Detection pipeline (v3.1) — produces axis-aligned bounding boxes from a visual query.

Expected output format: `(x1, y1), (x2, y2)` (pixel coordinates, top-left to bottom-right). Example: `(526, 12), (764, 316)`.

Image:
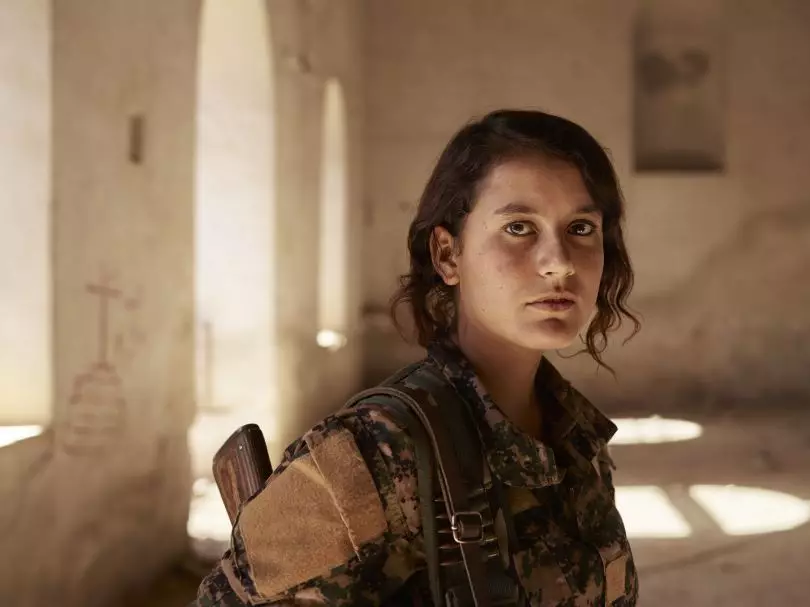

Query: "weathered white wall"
(362, 0), (810, 414)
(0, 0), (368, 603)
(3, 0), (805, 601)
(0, 0), (51, 424)
(0, 2), (202, 605)
(269, 0), (367, 451)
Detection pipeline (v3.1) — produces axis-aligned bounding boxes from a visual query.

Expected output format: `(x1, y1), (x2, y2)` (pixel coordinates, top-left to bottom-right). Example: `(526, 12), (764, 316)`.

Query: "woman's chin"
(517, 318), (581, 350)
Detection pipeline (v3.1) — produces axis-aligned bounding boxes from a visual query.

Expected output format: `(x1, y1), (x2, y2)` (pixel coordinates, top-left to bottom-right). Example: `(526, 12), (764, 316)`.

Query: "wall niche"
(633, 0), (727, 172)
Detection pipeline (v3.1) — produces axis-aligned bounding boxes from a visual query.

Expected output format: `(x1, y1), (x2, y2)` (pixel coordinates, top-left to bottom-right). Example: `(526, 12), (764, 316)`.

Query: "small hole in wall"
(129, 114), (145, 164)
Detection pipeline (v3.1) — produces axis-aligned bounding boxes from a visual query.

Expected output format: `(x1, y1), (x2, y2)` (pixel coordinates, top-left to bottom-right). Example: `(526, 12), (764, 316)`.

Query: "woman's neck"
(453, 321), (544, 437)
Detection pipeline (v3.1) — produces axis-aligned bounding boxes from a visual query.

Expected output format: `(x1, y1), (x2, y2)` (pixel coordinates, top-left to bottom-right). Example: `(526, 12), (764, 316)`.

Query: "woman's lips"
(529, 298), (575, 312)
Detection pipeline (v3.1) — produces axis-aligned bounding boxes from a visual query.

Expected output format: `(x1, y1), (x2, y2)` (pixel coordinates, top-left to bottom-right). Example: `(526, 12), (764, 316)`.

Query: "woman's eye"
(505, 222), (534, 236)
(569, 221), (596, 236)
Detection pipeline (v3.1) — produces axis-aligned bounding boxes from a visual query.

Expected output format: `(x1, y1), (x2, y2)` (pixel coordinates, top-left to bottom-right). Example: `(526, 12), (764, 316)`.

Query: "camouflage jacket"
(194, 341), (639, 606)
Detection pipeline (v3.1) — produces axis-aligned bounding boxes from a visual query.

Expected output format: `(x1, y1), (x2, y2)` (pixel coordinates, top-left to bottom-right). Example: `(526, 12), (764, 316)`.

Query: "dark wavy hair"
(390, 109), (640, 370)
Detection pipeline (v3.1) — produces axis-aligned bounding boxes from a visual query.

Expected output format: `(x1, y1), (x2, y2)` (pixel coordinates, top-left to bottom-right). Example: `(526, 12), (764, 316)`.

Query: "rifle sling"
(348, 380), (491, 607)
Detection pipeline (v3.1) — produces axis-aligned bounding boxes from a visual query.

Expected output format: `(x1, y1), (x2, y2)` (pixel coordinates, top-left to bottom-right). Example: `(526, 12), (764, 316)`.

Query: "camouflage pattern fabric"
(192, 340), (639, 606)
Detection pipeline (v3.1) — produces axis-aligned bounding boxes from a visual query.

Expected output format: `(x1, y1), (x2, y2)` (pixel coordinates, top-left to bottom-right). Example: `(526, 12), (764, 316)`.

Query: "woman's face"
(432, 155), (604, 351)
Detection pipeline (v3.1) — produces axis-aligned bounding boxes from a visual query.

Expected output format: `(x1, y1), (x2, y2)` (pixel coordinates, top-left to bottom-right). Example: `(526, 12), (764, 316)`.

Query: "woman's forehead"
(474, 157), (595, 215)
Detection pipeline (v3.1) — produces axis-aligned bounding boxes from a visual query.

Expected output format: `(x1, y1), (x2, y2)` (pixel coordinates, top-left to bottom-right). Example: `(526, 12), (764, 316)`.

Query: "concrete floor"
(616, 409), (810, 606)
(134, 407), (810, 606)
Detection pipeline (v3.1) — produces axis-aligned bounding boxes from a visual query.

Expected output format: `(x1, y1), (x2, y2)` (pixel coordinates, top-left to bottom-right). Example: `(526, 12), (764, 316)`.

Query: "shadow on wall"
(598, 202), (810, 413)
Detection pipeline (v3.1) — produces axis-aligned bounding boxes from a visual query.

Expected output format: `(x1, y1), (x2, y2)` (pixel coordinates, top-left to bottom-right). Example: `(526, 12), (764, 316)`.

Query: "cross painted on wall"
(86, 273), (122, 369)
(60, 270), (137, 455)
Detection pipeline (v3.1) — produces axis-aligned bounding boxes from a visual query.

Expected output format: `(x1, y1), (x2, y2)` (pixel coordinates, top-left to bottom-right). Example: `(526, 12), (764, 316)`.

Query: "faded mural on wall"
(60, 269), (147, 455)
(633, 1), (726, 172)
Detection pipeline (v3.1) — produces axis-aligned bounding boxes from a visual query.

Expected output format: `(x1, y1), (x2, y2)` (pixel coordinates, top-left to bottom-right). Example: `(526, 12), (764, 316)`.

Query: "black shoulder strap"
(344, 366), (491, 607)
(344, 386), (443, 605)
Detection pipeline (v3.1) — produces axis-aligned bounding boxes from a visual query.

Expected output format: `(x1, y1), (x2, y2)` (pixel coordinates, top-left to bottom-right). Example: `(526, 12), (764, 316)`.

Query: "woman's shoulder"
(270, 356), (438, 471)
(210, 381), (427, 604)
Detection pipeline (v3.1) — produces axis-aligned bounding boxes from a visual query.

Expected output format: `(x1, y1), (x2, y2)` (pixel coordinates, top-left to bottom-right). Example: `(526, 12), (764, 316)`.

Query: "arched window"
(189, 0), (277, 556)
(316, 79), (350, 351)
(0, 0), (52, 434)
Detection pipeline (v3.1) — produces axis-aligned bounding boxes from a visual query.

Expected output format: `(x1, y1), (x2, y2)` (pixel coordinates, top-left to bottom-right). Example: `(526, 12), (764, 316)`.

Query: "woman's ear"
(430, 226), (460, 286)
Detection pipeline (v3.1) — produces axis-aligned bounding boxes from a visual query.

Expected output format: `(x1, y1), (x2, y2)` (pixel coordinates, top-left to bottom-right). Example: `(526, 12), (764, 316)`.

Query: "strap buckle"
(451, 511), (484, 544)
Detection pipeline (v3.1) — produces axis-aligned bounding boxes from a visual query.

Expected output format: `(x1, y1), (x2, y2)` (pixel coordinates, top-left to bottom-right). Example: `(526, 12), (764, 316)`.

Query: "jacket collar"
(426, 340), (616, 488)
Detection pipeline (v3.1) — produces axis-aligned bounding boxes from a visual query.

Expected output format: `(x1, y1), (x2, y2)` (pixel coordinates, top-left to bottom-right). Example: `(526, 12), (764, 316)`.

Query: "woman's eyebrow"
(493, 202), (601, 216)
(575, 204), (601, 215)
(493, 202), (537, 216)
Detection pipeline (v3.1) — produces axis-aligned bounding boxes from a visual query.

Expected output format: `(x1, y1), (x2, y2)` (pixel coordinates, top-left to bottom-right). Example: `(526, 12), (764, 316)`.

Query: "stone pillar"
(33, 1), (199, 604)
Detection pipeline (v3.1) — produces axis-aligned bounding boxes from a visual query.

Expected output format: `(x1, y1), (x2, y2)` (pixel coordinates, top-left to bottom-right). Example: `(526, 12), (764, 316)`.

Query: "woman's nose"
(537, 239), (575, 277)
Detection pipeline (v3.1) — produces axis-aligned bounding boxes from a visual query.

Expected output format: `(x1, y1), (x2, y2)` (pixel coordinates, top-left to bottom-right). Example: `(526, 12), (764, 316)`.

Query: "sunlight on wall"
(195, 0), (277, 424)
(0, 425), (44, 448)
(612, 416), (703, 445)
(188, 478), (231, 560)
(316, 329), (348, 350)
(316, 79), (350, 351)
(0, 0), (52, 425)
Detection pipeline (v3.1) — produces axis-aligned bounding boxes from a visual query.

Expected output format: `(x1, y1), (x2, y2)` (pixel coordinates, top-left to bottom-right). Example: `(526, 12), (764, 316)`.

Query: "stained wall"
(362, 0), (810, 414)
(0, 1), (367, 604)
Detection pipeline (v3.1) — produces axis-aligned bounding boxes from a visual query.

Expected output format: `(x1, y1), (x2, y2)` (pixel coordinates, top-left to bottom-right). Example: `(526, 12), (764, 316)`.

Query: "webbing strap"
(361, 394), (444, 606)
(345, 364), (520, 606)
(345, 367), (490, 606)
(427, 379), (505, 606)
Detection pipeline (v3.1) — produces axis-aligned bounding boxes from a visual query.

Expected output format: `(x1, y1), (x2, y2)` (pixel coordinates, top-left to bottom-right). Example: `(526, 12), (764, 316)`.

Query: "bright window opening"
(194, 0), (277, 420)
(316, 79), (350, 350)
(0, 0), (52, 426)
(316, 329), (348, 351)
(188, 478), (231, 560)
(0, 425), (45, 448)
(191, 0), (277, 556)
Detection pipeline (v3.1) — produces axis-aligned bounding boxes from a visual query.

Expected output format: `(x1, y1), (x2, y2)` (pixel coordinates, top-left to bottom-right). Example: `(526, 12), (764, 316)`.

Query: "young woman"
(194, 109), (640, 606)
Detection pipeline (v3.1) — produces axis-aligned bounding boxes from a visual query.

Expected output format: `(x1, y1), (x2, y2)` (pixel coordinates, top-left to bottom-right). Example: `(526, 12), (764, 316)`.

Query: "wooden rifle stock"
(212, 423), (273, 525)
